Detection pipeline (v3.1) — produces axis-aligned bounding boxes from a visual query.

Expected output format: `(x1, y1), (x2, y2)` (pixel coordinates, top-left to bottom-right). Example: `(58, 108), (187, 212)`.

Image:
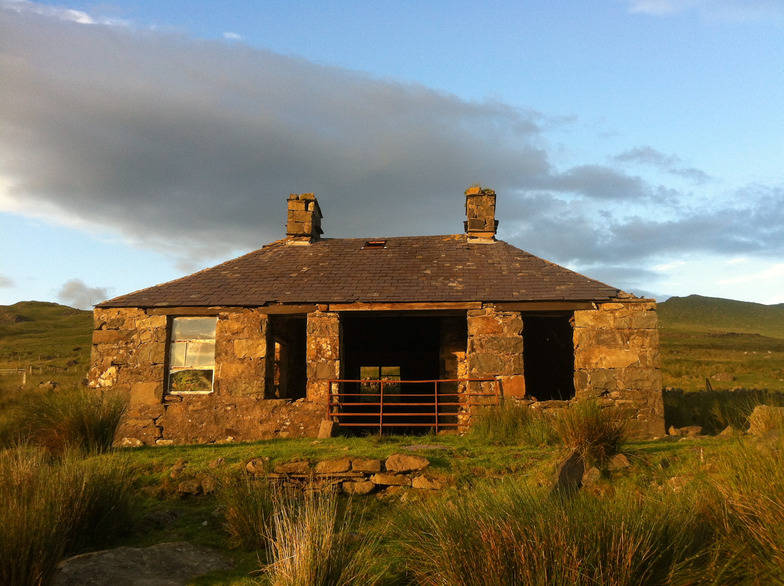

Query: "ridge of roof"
(97, 234), (620, 308)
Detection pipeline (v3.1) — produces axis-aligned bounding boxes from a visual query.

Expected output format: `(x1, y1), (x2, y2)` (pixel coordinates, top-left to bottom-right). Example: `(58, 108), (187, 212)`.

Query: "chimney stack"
(464, 186), (497, 242)
(286, 193), (323, 244)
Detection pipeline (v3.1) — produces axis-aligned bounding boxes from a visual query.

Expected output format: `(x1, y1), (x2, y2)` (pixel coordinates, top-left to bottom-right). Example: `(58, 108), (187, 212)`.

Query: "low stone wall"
(247, 453), (443, 494)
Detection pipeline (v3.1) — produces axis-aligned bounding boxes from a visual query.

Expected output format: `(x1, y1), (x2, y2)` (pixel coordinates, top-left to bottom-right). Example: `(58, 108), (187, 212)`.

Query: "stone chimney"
(286, 193), (323, 244)
(464, 186), (497, 242)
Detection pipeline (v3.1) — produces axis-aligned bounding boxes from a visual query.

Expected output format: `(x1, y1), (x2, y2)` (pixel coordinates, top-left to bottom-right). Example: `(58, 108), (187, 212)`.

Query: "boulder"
(245, 457), (269, 476)
(177, 479), (201, 497)
(411, 475), (444, 490)
(385, 453), (430, 473)
(607, 453), (631, 470)
(550, 449), (584, 496)
(52, 542), (233, 586)
(317, 419), (336, 439)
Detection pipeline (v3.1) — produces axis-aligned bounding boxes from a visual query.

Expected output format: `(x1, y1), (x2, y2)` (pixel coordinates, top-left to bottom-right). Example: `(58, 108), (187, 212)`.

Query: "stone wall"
(573, 300), (664, 437)
(305, 310), (341, 403)
(466, 306), (525, 420)
(89, 307), (322, 445)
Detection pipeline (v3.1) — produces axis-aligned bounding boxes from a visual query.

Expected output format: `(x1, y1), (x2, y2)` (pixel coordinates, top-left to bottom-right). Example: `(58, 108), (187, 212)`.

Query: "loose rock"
(385, 453), (430, 473)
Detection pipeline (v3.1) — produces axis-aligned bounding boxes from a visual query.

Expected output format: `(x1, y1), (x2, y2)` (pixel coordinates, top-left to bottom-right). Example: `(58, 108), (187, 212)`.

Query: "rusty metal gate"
(326, 378), (500, 433)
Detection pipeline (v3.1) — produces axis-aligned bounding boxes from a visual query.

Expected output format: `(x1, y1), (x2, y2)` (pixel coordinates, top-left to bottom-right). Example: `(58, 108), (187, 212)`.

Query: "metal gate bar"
(326, 378), (500, 433)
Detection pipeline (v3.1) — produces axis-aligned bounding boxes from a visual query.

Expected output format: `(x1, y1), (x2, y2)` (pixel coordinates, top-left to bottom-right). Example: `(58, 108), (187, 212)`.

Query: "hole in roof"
(363, 240), (387, 249)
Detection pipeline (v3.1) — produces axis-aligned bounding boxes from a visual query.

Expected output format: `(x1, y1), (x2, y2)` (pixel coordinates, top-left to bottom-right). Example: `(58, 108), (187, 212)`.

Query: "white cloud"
(653, 261), (686, 271)
(223, 32), (243, 41)
(717, 263), (784, 285)
(622, 0), (784, 21)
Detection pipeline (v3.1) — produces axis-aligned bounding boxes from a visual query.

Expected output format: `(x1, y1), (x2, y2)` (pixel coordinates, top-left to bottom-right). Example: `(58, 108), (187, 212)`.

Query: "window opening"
(362, 240), (387, 249)
(168, 316), (216, 394)
(359, 365), (401, 402)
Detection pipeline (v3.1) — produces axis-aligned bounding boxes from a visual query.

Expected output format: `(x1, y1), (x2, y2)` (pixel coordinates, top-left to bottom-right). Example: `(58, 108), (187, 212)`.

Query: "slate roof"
(97, 235), (620, 308)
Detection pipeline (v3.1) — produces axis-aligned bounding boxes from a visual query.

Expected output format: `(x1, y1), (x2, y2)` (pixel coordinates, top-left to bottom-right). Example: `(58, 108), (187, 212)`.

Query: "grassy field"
(2, 393), (784, 585)
(658, 295), (784, 391)
(2, 296), (784, 584)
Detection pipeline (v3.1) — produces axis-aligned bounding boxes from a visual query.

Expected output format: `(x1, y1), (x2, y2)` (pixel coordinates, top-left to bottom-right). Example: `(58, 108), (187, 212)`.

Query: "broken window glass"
(168, 317), (216, 394)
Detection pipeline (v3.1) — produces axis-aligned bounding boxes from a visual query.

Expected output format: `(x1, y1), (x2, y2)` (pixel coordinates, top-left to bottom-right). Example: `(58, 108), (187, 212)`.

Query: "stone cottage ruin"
(89, 187), (664, 445)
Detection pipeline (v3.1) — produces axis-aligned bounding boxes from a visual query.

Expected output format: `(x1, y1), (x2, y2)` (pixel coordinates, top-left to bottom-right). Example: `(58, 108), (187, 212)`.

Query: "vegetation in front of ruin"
(1, 295), (784, 583)
(2, 383), (784, 584)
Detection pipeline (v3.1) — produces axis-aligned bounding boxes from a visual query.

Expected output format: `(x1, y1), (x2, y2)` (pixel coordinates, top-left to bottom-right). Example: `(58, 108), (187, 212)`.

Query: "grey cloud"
(0, 275), (13, 288)
(1, 6), (782, 285)
(57, 279), (111, 309)
(614, 147), (711, 184)
(545, 165), (649, 200)
(0, 7), (551, 263)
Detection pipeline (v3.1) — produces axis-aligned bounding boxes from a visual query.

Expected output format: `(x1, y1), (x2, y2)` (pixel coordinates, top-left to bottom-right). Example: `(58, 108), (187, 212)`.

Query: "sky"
(1, 0), (783, 310)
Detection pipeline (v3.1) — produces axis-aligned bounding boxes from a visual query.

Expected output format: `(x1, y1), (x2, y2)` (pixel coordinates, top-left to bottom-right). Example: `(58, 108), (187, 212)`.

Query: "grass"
(3, 385), (128, 453)
(470, 400), (626, 466)
(264, 489), (383, 586)
(218, 474), (275, 551)
(393, 480), (712, 586)
(0, 446), (133, 586)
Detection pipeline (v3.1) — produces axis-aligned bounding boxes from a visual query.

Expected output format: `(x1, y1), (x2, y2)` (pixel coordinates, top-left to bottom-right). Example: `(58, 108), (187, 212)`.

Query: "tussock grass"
(264, 489), (382, 586)
(470, 402), (555, 446)
(470, 400), (627, 467)
(218, 474), (275, 551)
(7, 386), (127, 453)
(0, 446), (133, 586)
(549, 401), (628, 467)
(394, 480), (711, 586)
(696, 432), (784, 583)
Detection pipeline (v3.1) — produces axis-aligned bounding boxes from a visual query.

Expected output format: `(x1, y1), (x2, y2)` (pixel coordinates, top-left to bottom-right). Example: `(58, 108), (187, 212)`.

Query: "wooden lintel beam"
(493, 301), (597, 312)
(258, 304), (318, 315)
(328, 302), (482, 312)
(147, 307), (230, 316)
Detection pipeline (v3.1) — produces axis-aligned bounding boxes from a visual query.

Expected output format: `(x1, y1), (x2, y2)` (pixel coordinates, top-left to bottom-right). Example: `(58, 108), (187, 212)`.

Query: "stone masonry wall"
(305, 310), (341, 404)
(573, 300), (664, 437)
(466, 306), (526, 405)
(89, 307), (321, 445)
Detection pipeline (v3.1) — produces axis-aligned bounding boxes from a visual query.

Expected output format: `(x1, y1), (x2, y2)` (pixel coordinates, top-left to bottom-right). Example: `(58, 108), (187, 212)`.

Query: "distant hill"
(657, 295), (784, 391)
(1, 296), (782, 392)
(0, 301), (93, 374)
(658, 295), (784, 339)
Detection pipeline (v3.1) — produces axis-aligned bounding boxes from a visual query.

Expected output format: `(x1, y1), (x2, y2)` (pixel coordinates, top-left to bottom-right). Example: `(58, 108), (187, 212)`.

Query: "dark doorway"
(341, 315), (441, 433)
(269, 316), (306, 400)
(523, 315), (575, 401)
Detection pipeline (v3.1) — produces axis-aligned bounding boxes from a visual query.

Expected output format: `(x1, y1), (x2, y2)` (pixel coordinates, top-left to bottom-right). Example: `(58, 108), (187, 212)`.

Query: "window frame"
(167, 316), (217, 395)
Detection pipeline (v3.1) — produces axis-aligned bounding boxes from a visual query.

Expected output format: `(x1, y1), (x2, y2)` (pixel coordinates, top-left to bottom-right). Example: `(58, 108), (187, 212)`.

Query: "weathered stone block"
(130, 382), (163, 406)
(385, 453), (430, 473)
(275, 461), (311, 475)
(500, 375), (526, 398)
(370, 473), (411, 486)
(351, 458), (382, 474)
(315, 457), (351, 474)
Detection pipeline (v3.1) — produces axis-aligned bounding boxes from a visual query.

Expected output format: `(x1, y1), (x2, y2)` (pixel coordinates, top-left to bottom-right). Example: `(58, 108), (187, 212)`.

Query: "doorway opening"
(268, 315), (306, 400)
(523, 314), (575, 401)
(341, 315), (442, 433)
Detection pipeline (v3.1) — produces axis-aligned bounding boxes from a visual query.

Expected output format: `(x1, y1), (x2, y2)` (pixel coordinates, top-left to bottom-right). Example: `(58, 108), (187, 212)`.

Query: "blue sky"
(1, 0), (783, 309)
